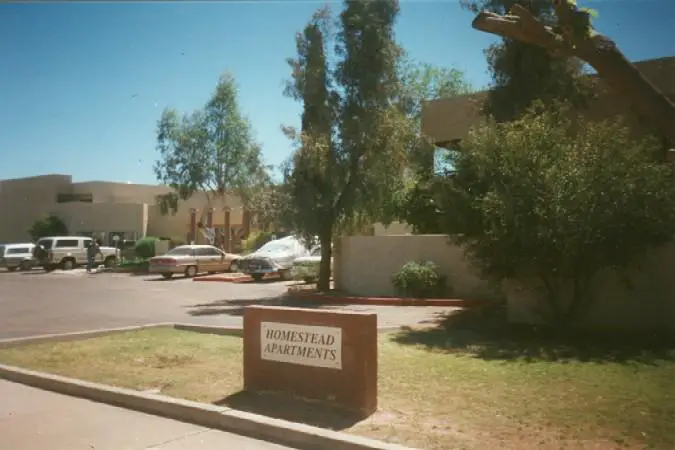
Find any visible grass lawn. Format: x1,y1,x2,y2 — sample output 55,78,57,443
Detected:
0,325,673,450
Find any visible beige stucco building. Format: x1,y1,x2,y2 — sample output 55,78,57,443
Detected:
421,56,675,148
0,174,251,246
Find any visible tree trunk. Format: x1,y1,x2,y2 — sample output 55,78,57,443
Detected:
317,227,333,292
471,2,675,148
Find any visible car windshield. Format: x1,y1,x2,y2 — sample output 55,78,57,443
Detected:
258,241,292,253
37,240,53,250
166,246,194,256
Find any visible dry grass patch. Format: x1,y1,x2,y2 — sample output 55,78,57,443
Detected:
0,326,673,450
0,327,242,402
361,333,675,450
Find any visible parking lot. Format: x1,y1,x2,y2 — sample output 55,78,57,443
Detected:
0,268,458,339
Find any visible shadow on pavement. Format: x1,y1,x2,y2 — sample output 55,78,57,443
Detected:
392,302,675,364
214,391,362,430
19,269,57,275
185,295,327,317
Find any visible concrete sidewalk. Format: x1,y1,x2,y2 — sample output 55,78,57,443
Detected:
0,380,295,450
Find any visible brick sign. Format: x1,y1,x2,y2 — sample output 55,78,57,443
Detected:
260,322,342,369
244,305,377,416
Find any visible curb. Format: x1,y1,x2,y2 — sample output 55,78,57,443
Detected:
0,323,173,349
172,323,244,337
193,275,253,283
0,323,401,351
0,366,415,450
287,290,492,308
193,273,283,283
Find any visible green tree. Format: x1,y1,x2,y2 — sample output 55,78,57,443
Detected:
247,182,294,232
28,214,68,241
470,1,675,150
463,0,593,122
439,103,675,327
395,59,473,232
398,58,473,123
284,2,415,290
154,73,270,216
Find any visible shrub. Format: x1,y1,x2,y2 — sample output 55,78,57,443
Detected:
391,260,447,298
28,214,68,241
439,102,675,325
134,236,159,259
242,231,275,254
159,236,185,249
170,236,185,248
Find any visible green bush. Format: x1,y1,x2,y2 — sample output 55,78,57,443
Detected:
28,214,68,241
158,236,185,249
242,231,275,254
134,237,159,259
169,236,185,248
439,103,675,325
391,260,447,299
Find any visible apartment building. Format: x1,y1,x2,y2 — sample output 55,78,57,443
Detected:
0,174,250,246
421,56,675,148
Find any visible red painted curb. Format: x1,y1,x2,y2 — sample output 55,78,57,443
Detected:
287,289,491,307
193,275,252,283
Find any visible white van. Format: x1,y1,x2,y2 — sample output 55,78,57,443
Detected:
33,236,119,271
0,243,36,272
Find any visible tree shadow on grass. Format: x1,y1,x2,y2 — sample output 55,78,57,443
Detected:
392,303,675,364
185,295,327,317
214,390,363,430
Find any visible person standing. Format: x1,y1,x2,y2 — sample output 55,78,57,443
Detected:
87,239,102,273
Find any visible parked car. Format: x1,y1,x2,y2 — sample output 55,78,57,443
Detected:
33,236,120,271
148,244,239,280
0,243,36,272
239,235,311,282
291,246,334,284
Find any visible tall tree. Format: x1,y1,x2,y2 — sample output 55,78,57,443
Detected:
284,1,414,290
398,58,473,175
463,0,593,122
154,73,270,216
440,103,675,326
470,0,675,150
396,59,474,232
398,58,474,122
28,214,68,241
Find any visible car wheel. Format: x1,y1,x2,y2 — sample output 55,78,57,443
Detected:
7,267,17,272
251,273,264,282
61,259,75,271
161,273,173,280
44,265,56,272
19,261,32,271
229,260,240,273
279,269,293,281
104,256,116,268
185,265,198,278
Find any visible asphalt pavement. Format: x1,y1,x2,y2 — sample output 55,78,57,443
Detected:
0,268,457,339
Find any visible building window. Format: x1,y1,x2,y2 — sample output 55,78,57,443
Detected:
57,193,93,203
434,141,460,176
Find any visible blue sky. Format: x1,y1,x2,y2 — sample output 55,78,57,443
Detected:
1,0,673,184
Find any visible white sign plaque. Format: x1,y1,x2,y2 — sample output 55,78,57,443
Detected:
260,322,342,370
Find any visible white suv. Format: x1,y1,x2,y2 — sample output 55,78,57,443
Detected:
0,243,36,272
33,236,120,271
